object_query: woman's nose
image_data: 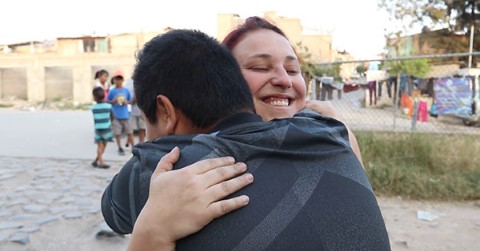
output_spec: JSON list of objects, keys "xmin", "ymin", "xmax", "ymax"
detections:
[{"xmin": 270, "ymin": 68, "xmax": 292, "ymax": 88}]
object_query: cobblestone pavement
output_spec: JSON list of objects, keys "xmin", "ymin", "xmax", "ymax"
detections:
[{"xmin": 0, "ymin": 156, "xmax": 129, "ymax": 251}]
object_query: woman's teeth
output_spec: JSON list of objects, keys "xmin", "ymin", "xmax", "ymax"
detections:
[{"xmin": 267, "ymin": 99, "xmax": 289, "ymax": 107}]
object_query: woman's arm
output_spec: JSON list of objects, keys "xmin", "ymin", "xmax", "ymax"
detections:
[{"xmin": 128, "ymin": 147, "xmax": 254, "ymax": 251}]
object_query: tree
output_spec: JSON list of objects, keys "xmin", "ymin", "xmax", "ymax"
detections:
[
  {"xmin": 356, "ymin": 65, "xmax": 367, "ymax": 76},
  {"xmin": 380, "ymin": 0, "xmax": 480, "ymax": 64},
  {"xmin": 379, "ymin": 0, "xmax": 480, "ymax": 35},
  {"xmin": 296, "ymin": 42, "xmax": 317, "ymax": 93},
  {"xmin": 387, "ymin": 59, "xmax": 431, "ymax": 77}
]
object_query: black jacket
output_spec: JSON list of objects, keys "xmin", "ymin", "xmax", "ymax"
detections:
[{"xmin": 101, "ymin": 111, "xmax": 391, "ymax": 250}]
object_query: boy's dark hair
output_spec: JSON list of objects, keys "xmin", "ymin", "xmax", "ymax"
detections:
[
  {"xmin": 133, "ymin": 29, "xmax": 254, "ymax": 129},
  {"xmin": 92, "ymin": 87, "xmax": 105, "ymax": 101}
]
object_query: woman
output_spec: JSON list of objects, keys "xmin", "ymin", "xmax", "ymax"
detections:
[
  {"xmin": 223, "ymin": 16, "xmax": 362, "ymax": 161},
  {"xmin": 129, "ymin": 17, "xmax": 364, "ymax": 250}
]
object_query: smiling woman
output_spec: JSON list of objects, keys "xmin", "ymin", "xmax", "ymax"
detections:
[{"xmin": 223, "ymin": 17, "xmax": 306, "ymax": 121}]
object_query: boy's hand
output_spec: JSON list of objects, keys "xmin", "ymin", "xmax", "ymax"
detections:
[{"xmin": 128, "ymin": 147, "xmax": 253, "ymax": 251}]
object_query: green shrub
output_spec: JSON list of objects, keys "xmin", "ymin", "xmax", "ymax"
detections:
[{"xmin": 356, "ymin": 131, "xmax": 480, "ymax": 201}]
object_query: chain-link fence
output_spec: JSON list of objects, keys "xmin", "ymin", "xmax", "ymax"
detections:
[{"xmin": 310, "ymin": 52, "xmax": 480, "ymax": 135}]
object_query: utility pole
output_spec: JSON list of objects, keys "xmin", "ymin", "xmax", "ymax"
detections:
[{"xmin": 468, "ymin": 0, "xmax": 476, "ymax": 68}]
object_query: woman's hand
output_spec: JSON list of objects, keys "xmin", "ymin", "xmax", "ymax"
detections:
[
  {"xmin": 128, "ymin": 147, "xmax": 254, "ymax": 251},
  {"xmin": 304, "ymin": 100, "xmax": 364, "ymax": 166},
  {"xmin": 305, "ymin": 100, "xmax": 341, "ymax": 120}
]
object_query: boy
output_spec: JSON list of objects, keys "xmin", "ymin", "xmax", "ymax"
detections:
[
  {"xmin": 91, "ymin": 87, "xmax": 113, "ymax": 169},
  {"xmin": 125, "ymin": 79, "xmax": 146, "ymax": 144},
  {"xmin": 106, "ymin": 70, "xmax": 134, "ymax": 155}
]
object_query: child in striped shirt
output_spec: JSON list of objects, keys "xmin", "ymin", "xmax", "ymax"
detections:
[{"xmin": 91, "ymin": 87, "xmax": 113, "ymax": 169}]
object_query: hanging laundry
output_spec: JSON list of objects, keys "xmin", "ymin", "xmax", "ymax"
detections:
[{"xmin": 417, "ymin": 101, "xmax": 428, "ymax": 122}]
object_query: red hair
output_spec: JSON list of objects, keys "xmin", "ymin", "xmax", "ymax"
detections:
[{"xmin": 222, "ymin": 16, "xmax": 302, "ymax": 64}]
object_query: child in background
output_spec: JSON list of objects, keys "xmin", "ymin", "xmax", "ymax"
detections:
[
  {"xmin": 107, "ymin": 70, "xmax": 134, "ymax": 155},
  {"xmin": 125, "ymin": 79, "xmax": 146, "ymax": 144},
  {"xmin": 94, "ymin": 69, "xmax": 110, "ymax": 101},
  {"xmin": 91, "ymin": 87, "xmax": 113, "ymax": 169}
]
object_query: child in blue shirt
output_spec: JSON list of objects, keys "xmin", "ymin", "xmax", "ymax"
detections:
[
  {"xmin": 91, "ymin": 87, "xmax": 113, "ymax": 168},
  {"xmin": 107, "ymin": 71, "xmax": 134, "ymax": 155}
]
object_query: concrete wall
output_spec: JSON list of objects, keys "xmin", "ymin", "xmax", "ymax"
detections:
[
  {"xmin": 110, "ymin": 34, "xmax": 140, "ymax": 55},
  {"xmin": 44, "ymin": 66, "xmax": 73, "ymax": 100},
  {"xmin": 0, "ymin": 67, "xmax": 28, "ymax": 99},
  {"xmin": 57, "ymin": 39, "xmax": 81, "ymax": 55},
  {"xmin": 0, "ymin": 54, "xmax": 135, "ymax": 102}
]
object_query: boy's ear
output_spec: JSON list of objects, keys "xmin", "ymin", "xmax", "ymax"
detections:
[{"xmin": 156, "ymin": 95, "xmax": 178, "ymax": 135}]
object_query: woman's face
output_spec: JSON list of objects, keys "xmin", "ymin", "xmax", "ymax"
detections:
[{"xmin": 232, "ymin": 29, "xmax": 306, "ymax": 121}]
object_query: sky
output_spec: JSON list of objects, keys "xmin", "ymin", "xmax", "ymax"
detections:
[{"xmin": 0, "ymin": 0, "xmax": 389, "ymax": 60}]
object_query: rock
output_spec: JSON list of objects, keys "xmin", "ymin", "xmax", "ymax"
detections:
[
  {"xmin": 34, "ymin": 198, "xmax": 55, "ymax": 205},
  {"xmin": 0, "ymin": 210, "xmax": 12, "ymax": 217},
  {"xmin": 472, "ymin": 220, "xmax": 480, "ymax": 227},
  {"xmin": 60, "ymin": 184, "xmax": 76, "ymax": 193},
  {"xmin": 9, "ymin": 214, "xmax": 34, "ymax": 221},
  {"xmin": 88, "ymin": 207, "xmax": 100, "ymax": 214},
  {"xmin": 23, "ymin": 204, "xmax": 46, "ymax": 213},
  {"xmin": 394, "ymin": 240, "xmax": 408, "ymax": 248},
  {"xmin": 59, "ymin": 197, "xmax": 75, "ymax": 203},
  {"xmin": 6, "ymin": 192, "xmax": 20, "ymax": 200},
  {"xmin": 0, "ymin": 233, "xmax": 9, "ymax": 242},
  {"xmin": 19, "ymin": 225, "xmax": 41, "ymax": 233},
  {"xmin": 70, "ymin": 178, "xmax": 89, "ymax": 185},
  {"xmin": 63, "ymin": 211, "xmax": 83, "ymax": 219},
  {"xmin": 72, "ymin": 191, "xmax": 91, "ymax": 197},
  {"xmin": 0, "ymin": 174, "xmax": 16, "ymax": 181},
  {"xmin": 417, "ymin": 210, "xmax": 440, "ymax": 222},
  {"xmin": 67, "ymin": 160, "xmax": 81, "ymax": 165},
  {"xmin": 35, "ymin": 184, "xmax": 55, "ymax": 190},
  {"xmin": 36, "ymin": 172, "xmax": 55, "ymax": 178},
  {"xmin": 37, "ymin": 215, "xmax": 59, "ymax": 225},
  {"xmin": 49, "ymin": 206, "xmax": 75, "ymax": 214},
  {"xmin": 5, "ymin": 198, "xmax": 29, "ymax": 207},
  {"xmin": 14, "ymin": 185, "xmax": 32, "ymax": 192},
  {"xmin": 10, "ymin": 232, "xmax": 30, "ymax": 245},
  {"xmin": 74, "ymin": 199, "xmax": 92, "ymax": 207},
  {"xmin": 0, "ymin": 222, "xmax": 23, "ymax": 230}
]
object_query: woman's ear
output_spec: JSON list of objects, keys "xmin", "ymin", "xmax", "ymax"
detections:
[{"xmin": 156, "ymin": 95, "xmax": 178, "ymax": 135}]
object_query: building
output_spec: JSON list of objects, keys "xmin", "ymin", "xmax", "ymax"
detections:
[
  {"xmin": 386, "ymin": 28, "xmax": 469, "ymax": 59},
  {"xmin": 1, "ymin": 12, "xmax": 337, "ymax": 103},
  {"xmin": 0, "ymin": 30, "xmax": 168, "ymax": 103}
]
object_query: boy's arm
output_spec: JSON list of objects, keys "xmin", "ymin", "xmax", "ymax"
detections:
[
  {"xmin": 101, "ymin": 157, "xmax": 139, "ymax": 234},
  {"xmin": 106, "ymin": 90, "xmax": 116, "ymax": 104},
  {"xmin": 125, "ymin": 89, "xmax": 132, "ymax": 105}
]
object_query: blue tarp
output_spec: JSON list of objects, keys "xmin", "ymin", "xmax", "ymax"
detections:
[{"xmin": 434, "ymin": 77, "xmax": 472, "ymax": 117}]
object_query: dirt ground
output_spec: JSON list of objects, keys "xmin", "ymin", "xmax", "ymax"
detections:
[{"xmin": 380, "ymin": 197, "xmax": 480, "ymax": 250}]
